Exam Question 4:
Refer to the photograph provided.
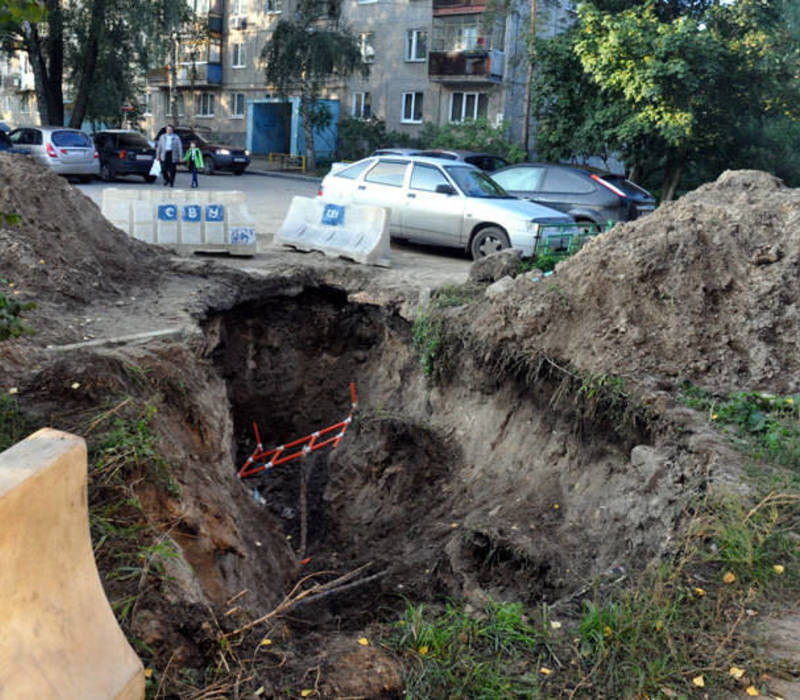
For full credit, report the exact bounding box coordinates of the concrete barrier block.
[276,197,391,267]
[130,201,154,243]
[155,202,179,244]
[0,428,145,698]
[179,203,204,244]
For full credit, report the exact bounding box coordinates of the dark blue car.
[0,130,30,155]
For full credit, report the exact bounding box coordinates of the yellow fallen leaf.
[144,668,153,679]
[553,503,560,509]
[8,282,13,288]
[603,625,613,638]
[694,587,706,596]
[300,690,313,698]
[539,667,552,675]
[451,522,459,528]
[39,259,45,264]
[773,564,785,575]
[729,666,746,680]
[550,621,562,630]
[71,382,81,390]
[712,413,718,420]
[397,620,406,626]
[745,686,759,696]
[358,637,369,646]
[260,638,272,646]
[655,620,663,632]
[8,387,18,395]
[787,397,795,405]
[723,571,736,584]
[692,675,705,687]
[418,645,428,655]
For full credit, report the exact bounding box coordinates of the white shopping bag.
[149,159,161,178]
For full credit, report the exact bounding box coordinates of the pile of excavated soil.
[461,170,800,397]
[0,154,167,303]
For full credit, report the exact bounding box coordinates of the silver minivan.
[320,155,578,259]
[8,126,100,180]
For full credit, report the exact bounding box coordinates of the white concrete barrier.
[0,428,144,699]
[101,188,257,256]
[275,197,391,267]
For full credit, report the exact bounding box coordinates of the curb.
[245,169,322,184]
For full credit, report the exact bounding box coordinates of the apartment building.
[0,0,574,154]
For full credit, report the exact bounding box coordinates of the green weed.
[0,394,27,452]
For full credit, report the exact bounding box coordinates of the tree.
[531,0,800,199]
[261,0,368,171]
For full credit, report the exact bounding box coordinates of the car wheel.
[144,175,156,183]
[203,157,215,175]
[470,226,510,260]
[100,163,114,182]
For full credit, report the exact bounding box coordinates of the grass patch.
[681,383,800,467]
[0,394,28,452]
[384,488,800,698]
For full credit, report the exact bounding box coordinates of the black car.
[154,126,250,175]
[0,130,30,155]
[491,163,656,232]
[94,130,156,182]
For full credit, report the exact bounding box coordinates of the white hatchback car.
[319,155,578,259]
[8,126,100,180]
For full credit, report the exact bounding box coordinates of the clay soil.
[2,153,800,697]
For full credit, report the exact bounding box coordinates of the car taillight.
[94,148,99,159]
[46,142,58,158]
[118,150,127,159]
[317,187,323,197]
[591,173,627,198]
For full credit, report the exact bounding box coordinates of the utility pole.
[521,0,536,155]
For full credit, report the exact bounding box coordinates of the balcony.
[147,62,222,87]
[432,0,485,14]
[428,48,503,83]
[207,14,223,34]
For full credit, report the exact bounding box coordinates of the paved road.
[76,171,472,289]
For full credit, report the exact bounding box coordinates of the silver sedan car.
[319,155,577,259]
[8,126,100,180]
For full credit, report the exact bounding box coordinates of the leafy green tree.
[532,0,800,199]
[261,0,368,171]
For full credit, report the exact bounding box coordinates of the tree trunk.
[45,0,64,125]
[68,0,107,129]
[301,81,316,172]
[661,155,685,202]
[23,28,51,126]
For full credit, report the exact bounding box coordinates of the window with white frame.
[405,29,427,62]
[359,32,375,63]
[265,0,281,11]
[142,92,152,115]
[401,91,423,123]
[450,91,488,122]
[231,92,245,117]
[196,92,215,116]
[232,42,246,68]
[230,0,242,14]
[3,95,13,113]
[352,91,371,119]
[163,92,185,116]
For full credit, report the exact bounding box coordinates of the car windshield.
[444,166,510,198]
[117,133,151,149]
[52,130,92,147]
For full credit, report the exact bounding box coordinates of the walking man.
[156,125,183,187]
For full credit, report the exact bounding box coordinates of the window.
[18,93,30,113]
[230,0,242,14]
[401,92,423,123]
[432,15,503,52]
[405,29,427,62]
[334,159,373,180]
[449,92,488,122]
[265,0,281,11]
[365,160,407,187]
[196,92,215,117]
[232,43,246,68]
[143,92,152,115]
[163,92,185,116]
[410,164,450,192]
[352,91,371,119]
[492,166,545,192]
[540,168,594,194]
[209,37,222,63]
[231,92,245,117]
[52,130,93,147]
[359,33,375,63]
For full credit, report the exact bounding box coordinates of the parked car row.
[2,125,250,181]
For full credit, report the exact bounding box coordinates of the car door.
[402,163,465,246]
[10,128,46,165]
[352,159,409,235]
[530,167,597,217]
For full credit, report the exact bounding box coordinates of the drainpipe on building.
[521,0,536,156]
[170,31,179,126]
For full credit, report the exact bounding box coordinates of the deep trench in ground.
[193,282,675,631]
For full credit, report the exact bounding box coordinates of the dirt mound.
[0,153,167,305]
[462,169,800,396]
